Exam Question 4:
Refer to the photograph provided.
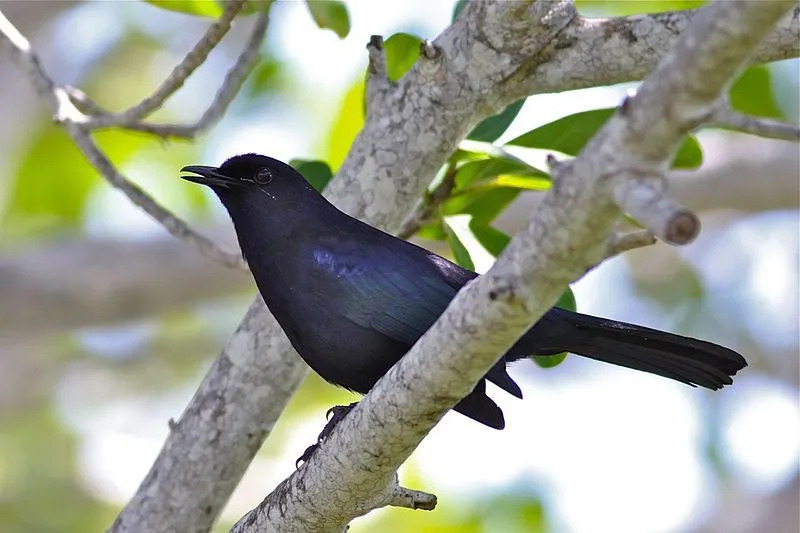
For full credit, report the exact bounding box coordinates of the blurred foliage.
[383,32,422,82]
[145,0,224,18]
[728,65,785,119]
[576,0,706,16]
[289,159,334,192]
[323,78,365,170]
[0,408,118,532]
[358,492,549,532]
[305,0,351,39]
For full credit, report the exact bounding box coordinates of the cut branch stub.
[613,174,700,245]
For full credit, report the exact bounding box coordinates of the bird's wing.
[302,236,523,399]
[303,237,458,346]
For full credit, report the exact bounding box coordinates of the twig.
[108,9,270,139]
[397,162,458,239]
[613,175,700,246]
[606,229,656,257]
[708,100,800,141]
[68,0,246,127]
[67,123,247,268]
[0,10,247,270]
[386,485,437,511]
[365,35,390,113]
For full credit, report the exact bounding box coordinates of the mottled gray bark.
[231,1,798,531]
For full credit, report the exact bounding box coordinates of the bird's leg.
[295,401,359,468]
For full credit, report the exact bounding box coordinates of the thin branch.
[386,485,438,511]
[708,101,800,141]
[67,122,247,268]
[613,175,700,245]
[0,10,247,270]
[606,229,656,257]
[71,0,246,127]
[397,162,458,240]
[104,9,270,139]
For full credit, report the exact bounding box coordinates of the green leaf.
[442,188,521,225]
[444,216,475,270]
[576,0,705,16]
[443,214,511,272]
[534,286,576,368]
[289,159,333,192]
[305,0,350,38]
[457,173,551,198]
[471,224,510,256]
[416,222,447,241]
[145,0,224,17]
[3,127,148,237]
[534,352,568,368]
[555,286,576,311]
[383,33,422,81]
[440,143,548,224]
[452,0,469,21]
[467,99,525,142]
[508,108,615,155]
[508,108,703,169]
[728,65,784,119]
[454,157,531,189]
[453,140,544,188]
[671,136,702,170]
[321,77,365,170]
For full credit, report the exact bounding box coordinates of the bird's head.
[180,153,318,208]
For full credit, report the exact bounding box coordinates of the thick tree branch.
[0,237,250,337]
[88,1,798,531]
[510,3,800,99]
[230,2,794,530]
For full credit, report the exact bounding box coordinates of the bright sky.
[48,2,800,531]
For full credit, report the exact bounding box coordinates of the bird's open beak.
[180,165,236,189]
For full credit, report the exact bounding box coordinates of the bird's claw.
[295,402,359,469]
[296,443,319,469]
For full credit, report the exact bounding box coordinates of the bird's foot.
[295,401,359,468]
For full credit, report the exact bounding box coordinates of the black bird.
[181,153,747,432]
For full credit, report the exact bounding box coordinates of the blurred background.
[0,1,797,532]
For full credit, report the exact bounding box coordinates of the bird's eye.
[254,167,273,185]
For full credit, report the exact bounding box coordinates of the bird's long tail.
[509,308,747,389]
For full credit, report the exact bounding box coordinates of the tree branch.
[230,1,794,530]
[0,237,250,337]
[507,3,799,100]
[105,9,270,139]
[708,99,800,141]
[606,229,656,257]
[67,0,246,127]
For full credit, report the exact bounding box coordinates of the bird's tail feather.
[511,308,747,390]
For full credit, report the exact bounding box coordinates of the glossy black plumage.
[181,154,747,429]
